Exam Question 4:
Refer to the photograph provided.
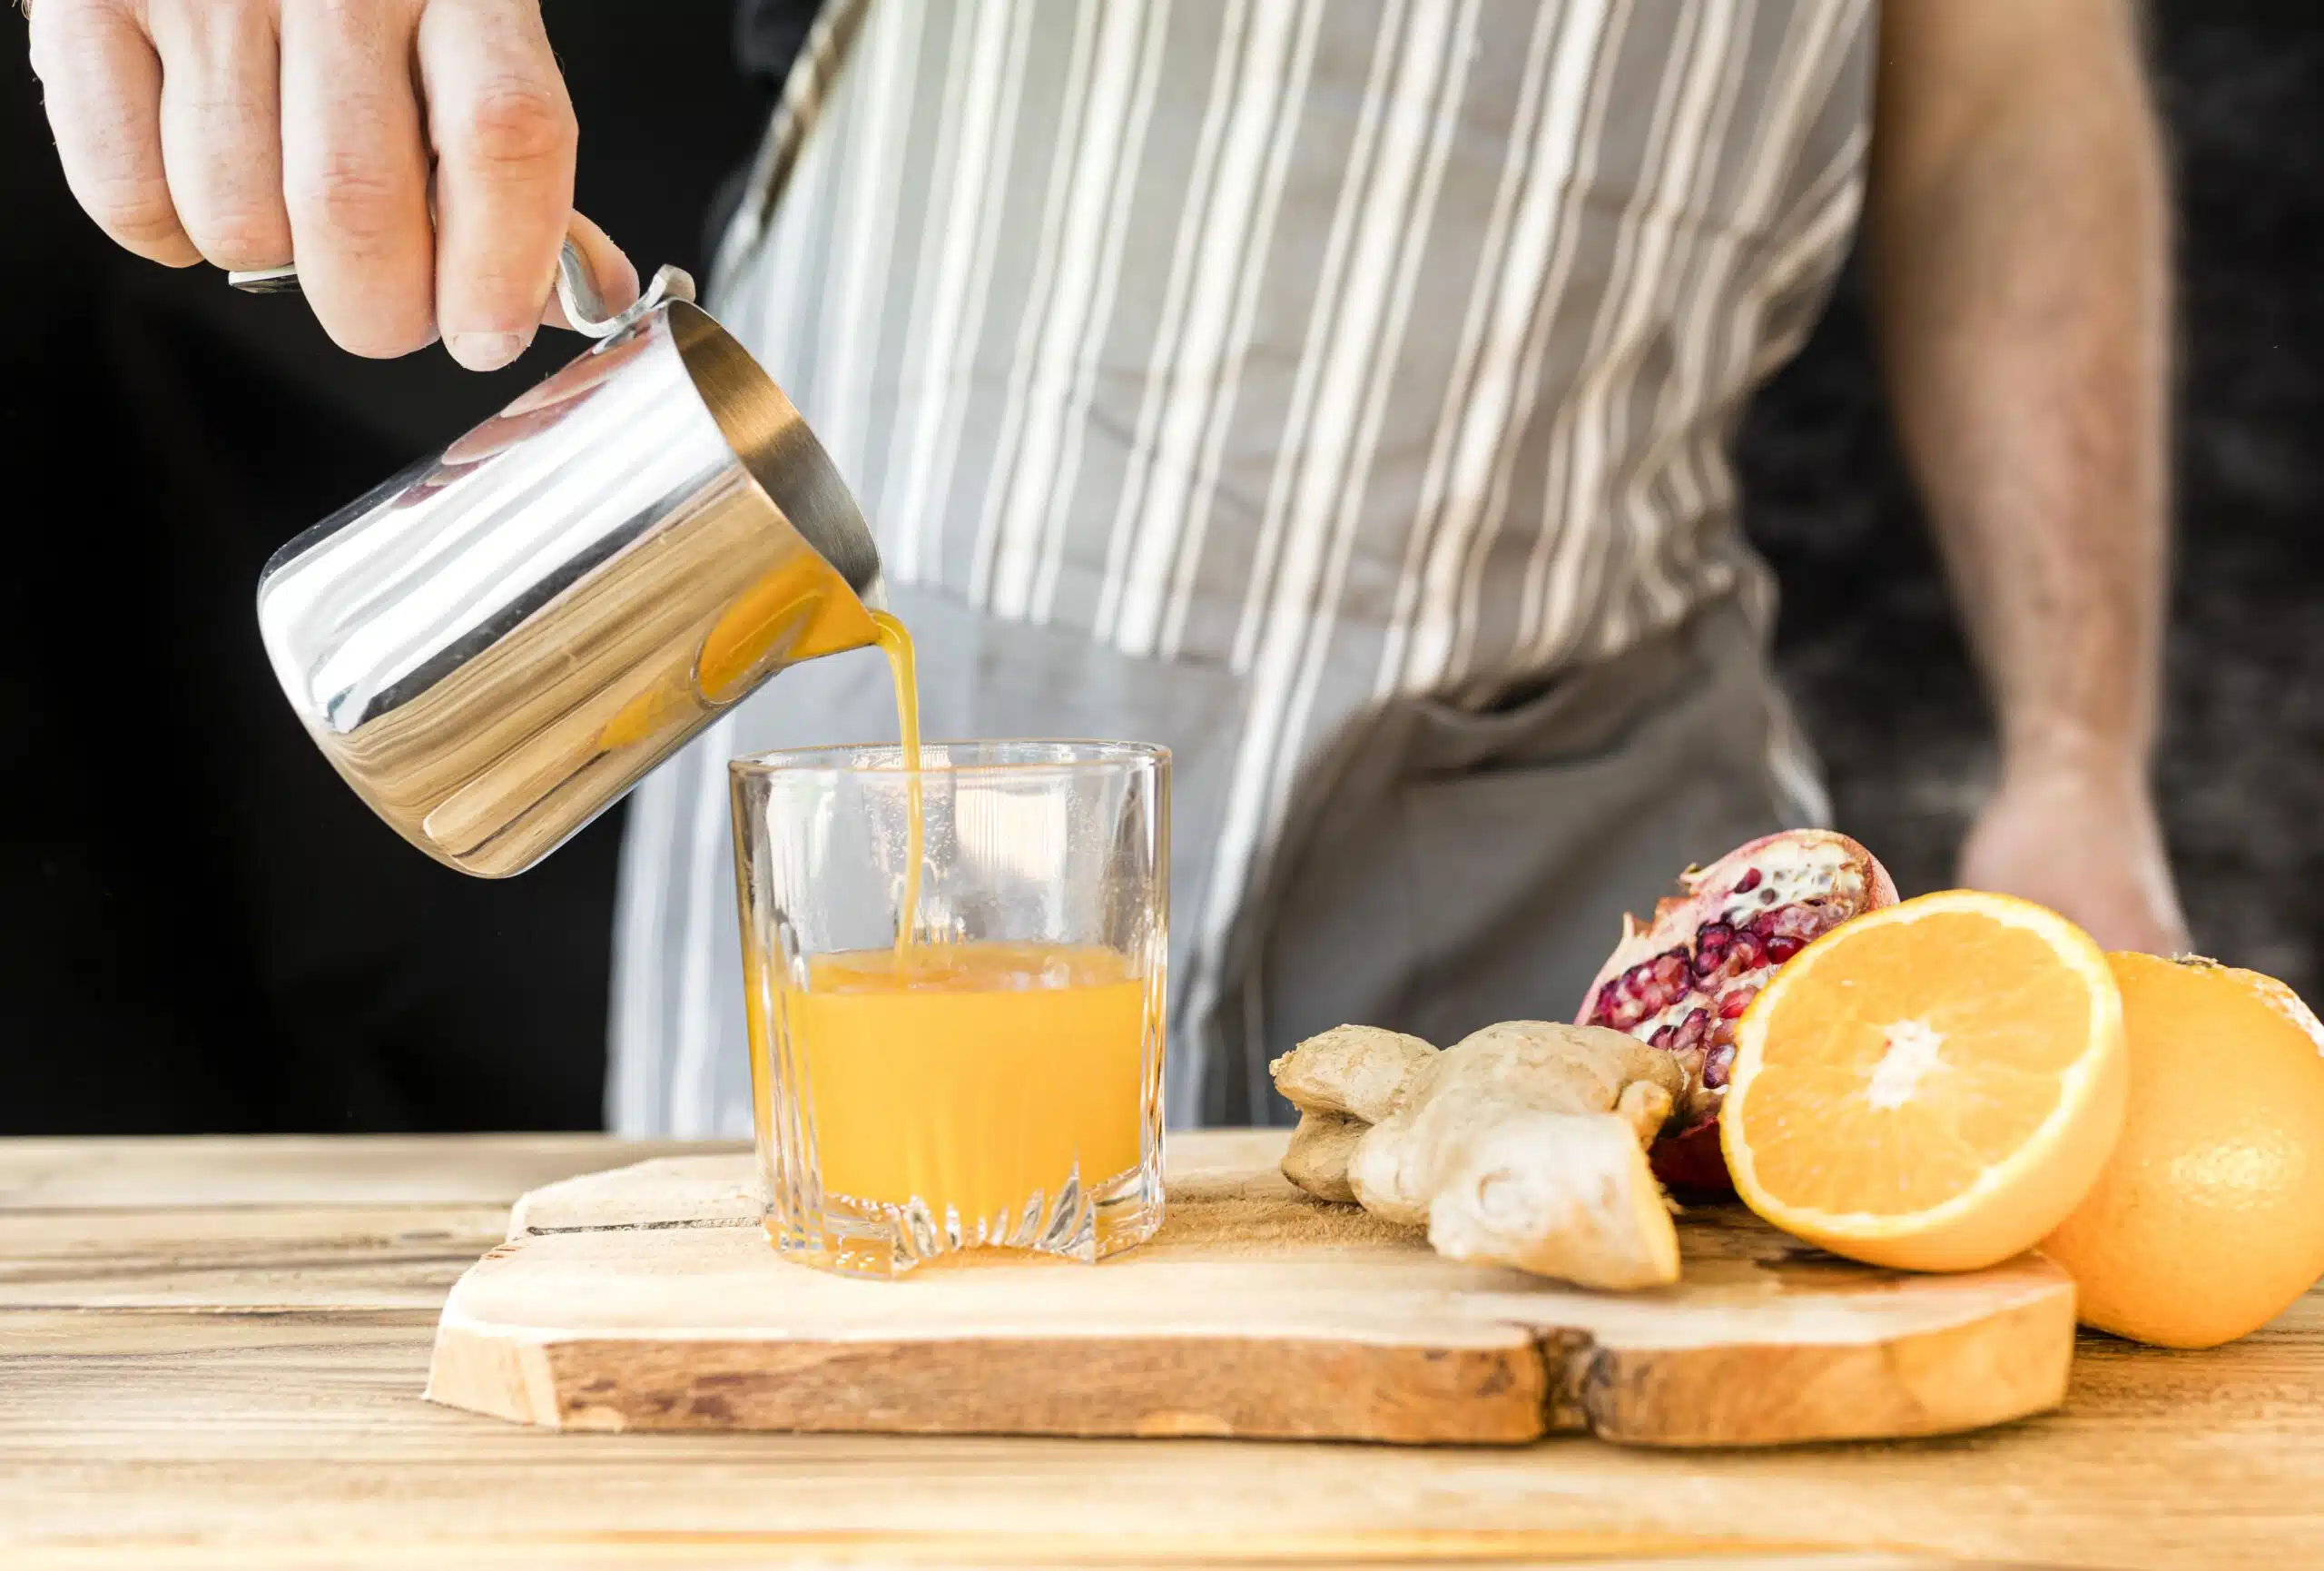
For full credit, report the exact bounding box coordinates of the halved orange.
[1720,890,2127,1272]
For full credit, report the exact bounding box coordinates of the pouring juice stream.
[867,609,923,952]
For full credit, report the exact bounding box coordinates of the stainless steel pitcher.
[251,243,883,877]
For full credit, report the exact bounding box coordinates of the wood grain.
[424,1138,2075,1447]
[0,1135,723,1210]
[6,1130,2321,1568]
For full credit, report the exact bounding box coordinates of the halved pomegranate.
[1577,830,1899,1193]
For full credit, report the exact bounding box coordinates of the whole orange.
[2040,953,2324,1349]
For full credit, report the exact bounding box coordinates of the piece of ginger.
[1268,1020,1689,1289]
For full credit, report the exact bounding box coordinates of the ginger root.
[1268,1020,1689,1289]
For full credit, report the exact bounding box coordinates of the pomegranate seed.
[1730,932,1766,970]
[1649,1023,1678,1050]
[1718,984,1759,1020]
[1690,922,1734,978]
[1703,1045,1736,1090]
[1672,1007,1710,1052]
[1709,1018,1738,1048]
[1651,953,1689,990]
[1733,867,1763,894]
[1622,961,1654,995]
[1610,997,1647,1030]
[1766,934,1802,963]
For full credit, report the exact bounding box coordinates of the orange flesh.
[1745,911,2098,1215]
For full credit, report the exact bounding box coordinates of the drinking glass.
[731,740,1168,1278]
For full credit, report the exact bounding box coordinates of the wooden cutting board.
[426,1130,2074,1448]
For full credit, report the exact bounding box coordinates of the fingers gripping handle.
[227,233,695,342]
[551,240,696,339]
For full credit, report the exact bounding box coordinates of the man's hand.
[1871,0,2188,953]
[1960,757,2191,955]
[27,0,635,370]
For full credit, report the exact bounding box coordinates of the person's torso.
[717,0,1876,700]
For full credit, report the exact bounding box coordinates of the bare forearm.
[1869,0,2170,777]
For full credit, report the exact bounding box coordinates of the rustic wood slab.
[425,1131,2073,1447]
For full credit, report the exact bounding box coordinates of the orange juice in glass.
[730,740,1167,1277]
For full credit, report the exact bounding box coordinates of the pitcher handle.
[227,226,694,342]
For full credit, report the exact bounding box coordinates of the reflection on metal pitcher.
[257,298,883,877]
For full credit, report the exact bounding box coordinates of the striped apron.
[612,0,1877,1136]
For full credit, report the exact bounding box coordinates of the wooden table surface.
[4,1135,2319,1570]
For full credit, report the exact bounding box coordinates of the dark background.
[3,4,2314,1133]
[0,6,768,1132]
